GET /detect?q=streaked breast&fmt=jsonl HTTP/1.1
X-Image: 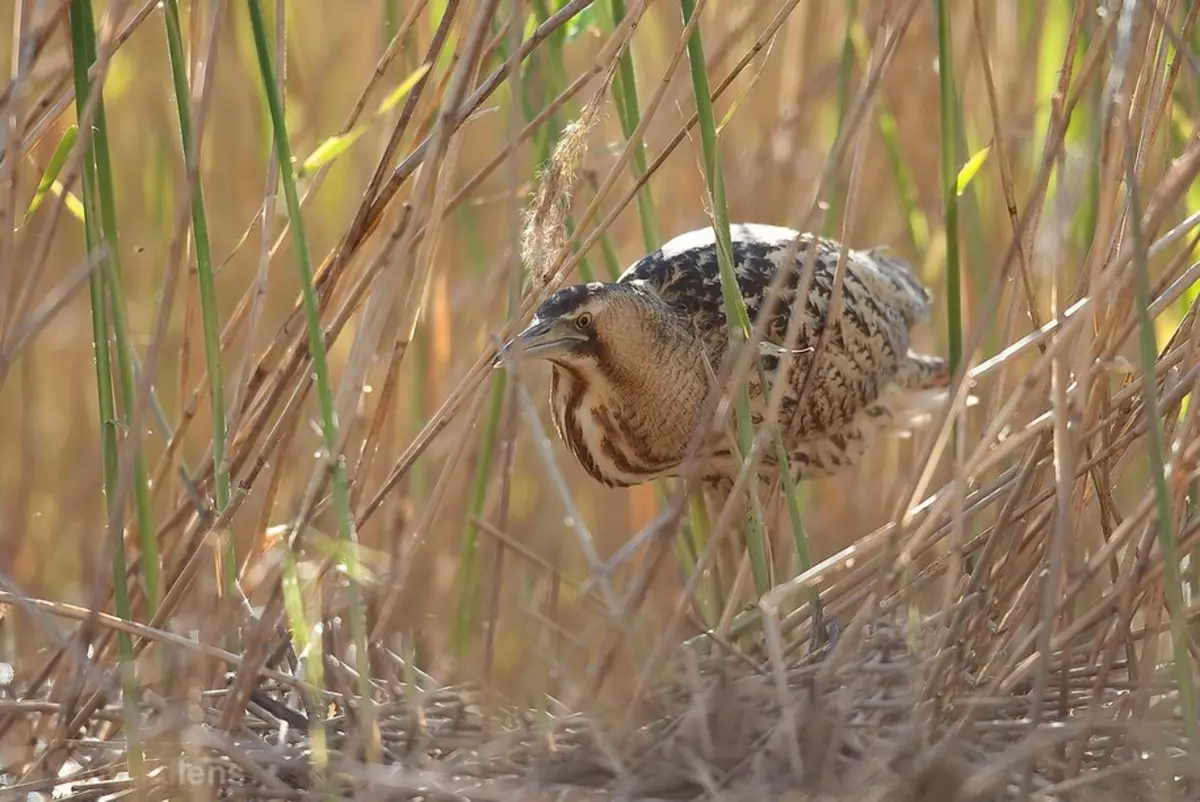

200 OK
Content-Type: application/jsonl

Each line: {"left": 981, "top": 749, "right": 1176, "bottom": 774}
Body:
{"left": 549, "top": 366, "right": 668, "bottom": 488}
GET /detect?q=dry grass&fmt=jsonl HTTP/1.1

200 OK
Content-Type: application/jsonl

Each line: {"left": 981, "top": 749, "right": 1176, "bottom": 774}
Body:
{"left": 0, "top": 0, "right": 1199, "bottom": 799}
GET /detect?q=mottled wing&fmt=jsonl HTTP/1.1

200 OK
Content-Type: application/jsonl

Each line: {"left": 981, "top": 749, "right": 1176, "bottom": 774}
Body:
{"left": 848, "top": 245, "right": 935, "bottom": 326}
{"left": 617, "top": 223, "right": 932, "bottom": 435}
{"left": 615, "top": 223, "right": 797, "bottom": 358}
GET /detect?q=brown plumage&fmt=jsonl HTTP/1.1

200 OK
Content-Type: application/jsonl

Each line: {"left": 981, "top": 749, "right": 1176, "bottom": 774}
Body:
{"left": 497, "top": 223, "right": 950, "bottom": 490}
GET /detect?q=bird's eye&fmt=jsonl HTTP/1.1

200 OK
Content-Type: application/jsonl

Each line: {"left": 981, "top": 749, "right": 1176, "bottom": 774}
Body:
{"left": 575, "top": 312, "right": 593, "bottom": 330}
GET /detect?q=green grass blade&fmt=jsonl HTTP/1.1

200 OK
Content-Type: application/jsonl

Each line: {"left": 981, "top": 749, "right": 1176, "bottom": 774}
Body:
{"left": 24, "top": 125, "right": 79, "bottom": 224}
{"left": 377, "top": 63, "right": 434, "bottom": 115}
{"left": 298, "top": 126, "right": 369, "bottom": 177}
{"left": 454, "top": 369, "right": 506, "bottom": 653}
{"left": 955, "top": 143, "right": 991, "bottom": 196}
{"left": 68, "top": 0, "right": 124, "bottom": 664}
{"left": 677, "top": 1, "right": 812, "bottom": 599}
{"left": 293, "top": 63, "right": 432, "bottom": 180}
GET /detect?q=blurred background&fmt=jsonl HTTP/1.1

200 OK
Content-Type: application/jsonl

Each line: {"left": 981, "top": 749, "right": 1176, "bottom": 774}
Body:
{"left": 0, "top": 0, "right": 1197, "bottom": 709}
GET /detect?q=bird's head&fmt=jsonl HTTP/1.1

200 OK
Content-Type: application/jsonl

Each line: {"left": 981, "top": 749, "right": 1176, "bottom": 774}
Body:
{"left": 495, "top": 281, "right": 660, "bottom": 371}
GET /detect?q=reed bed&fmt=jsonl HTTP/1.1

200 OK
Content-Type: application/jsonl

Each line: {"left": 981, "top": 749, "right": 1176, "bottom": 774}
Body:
{"left": 0, "top": 0, "right": 1198, "bottom": 799}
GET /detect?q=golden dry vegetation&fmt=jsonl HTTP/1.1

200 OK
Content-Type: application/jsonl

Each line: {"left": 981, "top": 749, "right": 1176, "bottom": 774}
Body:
{"left": 0, "top": 0, "right": 1198, "bottom": 799}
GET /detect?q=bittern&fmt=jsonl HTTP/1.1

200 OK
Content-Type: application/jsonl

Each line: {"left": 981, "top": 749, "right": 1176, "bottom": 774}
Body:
{"left": 497, "top": 223, "right": 949, "bottom": 493}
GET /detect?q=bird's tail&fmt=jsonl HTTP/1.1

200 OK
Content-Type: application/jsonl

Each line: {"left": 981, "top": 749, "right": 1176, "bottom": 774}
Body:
{"left": 897, "top": 352, "right": 952, "bottom": 390}
{"left": 857, "top": 246, "right": 936, "bottom": 325}
{"left": 881, "top": 381, "right": 978, "bottom": 436}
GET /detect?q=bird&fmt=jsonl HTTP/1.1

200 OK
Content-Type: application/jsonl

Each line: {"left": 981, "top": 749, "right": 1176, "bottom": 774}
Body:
{"left": 496, "top": 223, "right": 951, "bottom": 494}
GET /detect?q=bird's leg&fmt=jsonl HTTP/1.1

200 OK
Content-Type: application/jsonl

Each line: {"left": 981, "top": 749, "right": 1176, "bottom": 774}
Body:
{"left": 753, "top": 478, "right": 839, "bottom": 656}
{"left": 807, "top": 592, "right": 841, "bottom": 657}
{"left": 700, "top": 475, "right": 765, "bottom": 610}
{"left": 703, "top": 475, "right": 737, "bottom": 558}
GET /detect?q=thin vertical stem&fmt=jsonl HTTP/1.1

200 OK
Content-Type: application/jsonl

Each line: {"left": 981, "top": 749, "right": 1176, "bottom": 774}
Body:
{"left": 246, "top": 0, "right": 377, "bottom": 763}
{"left": 163, "top": 0, "right": 233, "bottom": 594}
{"left": 934, "top": 0, "right": 963, "bottom": 372}
{"left": 678, "top": 0, "right": 771, "bottom": 595}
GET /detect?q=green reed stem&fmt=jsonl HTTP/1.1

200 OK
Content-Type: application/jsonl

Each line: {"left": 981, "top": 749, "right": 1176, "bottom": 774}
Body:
{"left": 679, "top": 0, "right": 770, "bottom": 595}
{"left": 607, "top": 0, "right": 659, "bottom": 252}
{"left": 385, "top": 0, "right": 401, "bottom": 36}
{"left": 67, "top": 0, "right": 146, "bottom": 779}
{"left": 453, "top": 205, "right": 504, "bottom": 653}
{"left": 453, "top": 1, "right": 601, "bottom": 649}
{"left": 952, "top": 101, "right": 990, "bottom": 356}
{"left": 68, "top": 1, "right": 159, "bottom": 618}
{"left": 246, "top": 0, "right": 377, "bottom": 762}
{"left": 823, "top": 0, "right": 857, "bottom": 238}
{"left": 1127, "top": 137, "right": 1199, "bottom": 744}
{"left": 67, "top": 6, "right": 120, "bottom": 635}
{"left": 596, "top": 0, "right": 719, "bottom": 614}
{"left": 280, "top": 547, "right": 331, "bottom": 787}
{"left": 934, "top": 0, "right": 963, "bottom": 372}
{"left": 848, "top": 22, "right": 929, "bottom": 254}
{"left": 163, "top": 0, "right": 235, "bottom": 594}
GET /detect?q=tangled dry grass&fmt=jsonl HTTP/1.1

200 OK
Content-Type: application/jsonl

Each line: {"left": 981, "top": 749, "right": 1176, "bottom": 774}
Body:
{"left": 1, "top": 0, "right": 1199, "bottom": 799}
{"left": 1, "top": 607, "right": 1193, "bottom": 800}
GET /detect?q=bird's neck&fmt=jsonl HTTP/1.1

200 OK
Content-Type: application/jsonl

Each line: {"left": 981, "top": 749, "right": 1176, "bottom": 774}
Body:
{"left": 595, "top": 315, "right": 714, "bottom": 476}
{"left": 607, "top": 317, "right": 709, "bottom": 420}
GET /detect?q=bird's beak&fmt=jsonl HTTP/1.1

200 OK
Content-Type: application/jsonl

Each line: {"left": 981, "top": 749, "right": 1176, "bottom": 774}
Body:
{"left": 493, "top": 318, "right": 586, "bottom": 368}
